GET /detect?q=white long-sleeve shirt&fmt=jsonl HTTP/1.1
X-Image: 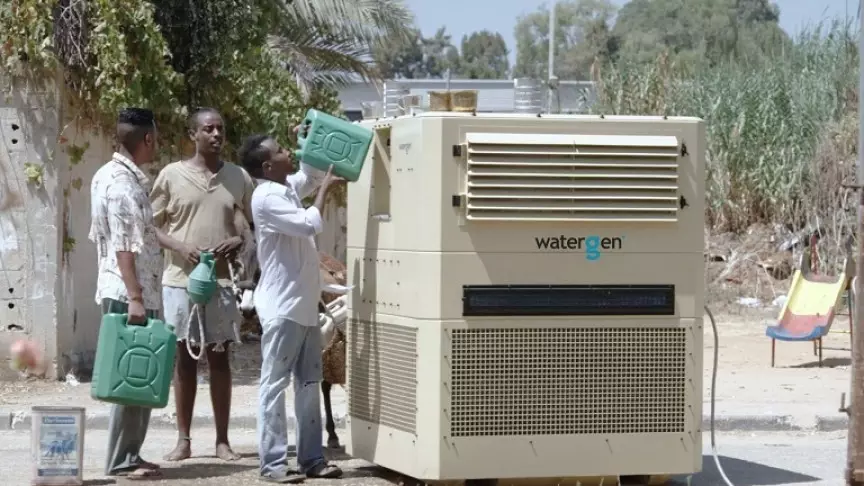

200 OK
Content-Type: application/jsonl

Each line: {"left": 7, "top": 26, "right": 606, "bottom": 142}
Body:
{"left": 251, "top": 163, "right": 326, "bottom": 326}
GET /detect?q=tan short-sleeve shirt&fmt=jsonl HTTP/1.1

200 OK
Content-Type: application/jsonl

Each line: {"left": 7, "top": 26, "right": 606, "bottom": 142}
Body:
{"left": 150, "top": 160, "right": 255, "bottom": 288}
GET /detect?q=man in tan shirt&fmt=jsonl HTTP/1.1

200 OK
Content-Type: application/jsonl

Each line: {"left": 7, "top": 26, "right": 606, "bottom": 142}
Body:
{"left": 150, "top": 107, "right": 254, "bottom": 462}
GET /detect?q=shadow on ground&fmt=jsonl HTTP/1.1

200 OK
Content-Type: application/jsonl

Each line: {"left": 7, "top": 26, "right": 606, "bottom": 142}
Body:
{"left": 671, "top": 455, "right": 821, "bottom": 486}
{"left": 157, "top": 462, "right": 258, "bottom": 480}
{"left": 791, "top": 356, "right": 851, "bottom": 369}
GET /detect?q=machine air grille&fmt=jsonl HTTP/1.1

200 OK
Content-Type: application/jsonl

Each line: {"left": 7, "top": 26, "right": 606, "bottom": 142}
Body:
{"left": 348, "top": 320, "right": 418, "bottom": 434}
{"left": 464, "top": 132, "right": 680, "bottom": 222}
{"left": 448, "top": 327, "right": 687, "bottom": 437}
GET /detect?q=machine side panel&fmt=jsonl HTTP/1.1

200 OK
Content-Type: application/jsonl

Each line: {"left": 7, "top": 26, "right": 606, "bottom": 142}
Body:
{"left": 345, "top": 314, "right": 444, "bottom": 477}
{"left": 347, "top": 117, "right": 446, "bottom": 253}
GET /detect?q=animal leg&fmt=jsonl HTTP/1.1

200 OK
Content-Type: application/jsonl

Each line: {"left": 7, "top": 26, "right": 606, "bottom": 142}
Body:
{"left": 321, "top": 380, "right": 340, "bottom": 448}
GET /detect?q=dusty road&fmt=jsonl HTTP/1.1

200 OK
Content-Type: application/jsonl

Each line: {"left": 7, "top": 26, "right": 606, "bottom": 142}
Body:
{"left": 0, "top": 427, "right": 847, "bottom": 486}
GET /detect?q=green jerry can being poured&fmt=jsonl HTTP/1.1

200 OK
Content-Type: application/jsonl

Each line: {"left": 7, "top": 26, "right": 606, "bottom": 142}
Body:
{"left": 294, "top": 108, "right": 373, "bottom": 182}
{"left": 91, "top": 314, "right": 177, "bottom": 409}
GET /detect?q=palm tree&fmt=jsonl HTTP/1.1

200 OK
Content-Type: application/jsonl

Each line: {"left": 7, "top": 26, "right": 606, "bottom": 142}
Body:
{"left": 268, "top": 0, "right": 415, "bottom": 96}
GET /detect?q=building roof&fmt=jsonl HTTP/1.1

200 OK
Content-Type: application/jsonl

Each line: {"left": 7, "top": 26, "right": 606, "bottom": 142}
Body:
{"left": 337, "top": 78, "right": 597, "bottom": 114}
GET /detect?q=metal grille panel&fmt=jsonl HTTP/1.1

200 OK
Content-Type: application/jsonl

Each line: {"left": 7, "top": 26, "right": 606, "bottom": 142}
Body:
{"left": 464, "top": 132, "right": 681, "bottom": 222}
{"left": 348, "top": 320, "right": 418, "bottom": 434}
{"left": 449, "top": 327, "right": 687, "bottom": 437}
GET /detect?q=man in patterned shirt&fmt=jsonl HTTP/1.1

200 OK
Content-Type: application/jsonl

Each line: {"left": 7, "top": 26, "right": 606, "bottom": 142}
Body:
{"left": 88, "top": 107, "right": 164, "bottom": 479}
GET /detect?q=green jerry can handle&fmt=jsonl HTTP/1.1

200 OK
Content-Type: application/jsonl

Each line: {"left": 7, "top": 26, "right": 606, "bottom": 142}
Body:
{"left": 119, "top": 314, "right": 175, "bottom": 333}
{"left": 294, "top": 119, "right": 312, "bottom": 160}
{"left": 199, "top": 251, "right": 216, "bottom": 279}
{"left": 122, "top": 314, "right": 153, "bottom": 327}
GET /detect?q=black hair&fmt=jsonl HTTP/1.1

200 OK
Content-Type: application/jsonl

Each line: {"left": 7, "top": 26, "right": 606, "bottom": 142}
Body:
{"left": 187, "top": 106, "right": 222, "bottom": 131}
{"left": 116, "top": 107, "right": 155, "bottom": 153}
{"left": 237, "top": 133, "right": 272, "bottom": 178}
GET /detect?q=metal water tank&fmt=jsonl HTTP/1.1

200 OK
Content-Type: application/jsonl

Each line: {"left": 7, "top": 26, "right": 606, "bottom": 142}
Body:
{"left": 383, "top": 83, "right": 410, "bottom": 117}
{"left": 513, "top": 78, "right": 543, "bottom": 114}
{"left": 361, "top": 101, "right": 383, "bottom": 119}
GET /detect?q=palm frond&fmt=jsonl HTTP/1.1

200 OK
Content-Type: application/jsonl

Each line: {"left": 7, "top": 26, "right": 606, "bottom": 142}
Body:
{"left": 281, "top": 0, "right": 415, "bottom": 45}
{"left": 268, "top": 30, "right": 378, "bottom": 97}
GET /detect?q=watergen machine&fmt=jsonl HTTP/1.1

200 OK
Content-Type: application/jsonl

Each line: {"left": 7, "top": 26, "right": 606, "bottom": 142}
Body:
{"left": 345, "top": 112, "right": 706, "bottom": 483}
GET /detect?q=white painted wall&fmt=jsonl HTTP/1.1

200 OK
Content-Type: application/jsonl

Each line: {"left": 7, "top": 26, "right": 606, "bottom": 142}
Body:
{"left": 0, "top": 76, "right": 63, "bottom": 379}
{"left": 56, "top": 124, "right": 114, "bottom": 376}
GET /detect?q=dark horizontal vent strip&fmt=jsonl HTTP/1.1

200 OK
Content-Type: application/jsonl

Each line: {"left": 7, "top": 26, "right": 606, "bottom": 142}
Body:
{"left": 462, "top": 284, "right": 675, "bottom": 316}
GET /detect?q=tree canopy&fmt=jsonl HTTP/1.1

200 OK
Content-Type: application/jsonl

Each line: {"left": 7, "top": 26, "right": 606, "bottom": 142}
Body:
{"left": 371, "top": 0, "right": 788, "bottom": 82}
{"left": 0, "top": 0, "right": 413, "bottom": 153}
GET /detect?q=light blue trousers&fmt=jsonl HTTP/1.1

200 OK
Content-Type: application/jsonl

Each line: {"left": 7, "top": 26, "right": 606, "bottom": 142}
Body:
{"left": 257, "top": 317, "right": 325, "bottom": 475}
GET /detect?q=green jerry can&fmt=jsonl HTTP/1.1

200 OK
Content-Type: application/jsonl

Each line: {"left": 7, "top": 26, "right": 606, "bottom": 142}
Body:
{"left": 294, "top": 108, "right": 373, "bottom": 182}
{"left": 91, "top": 314, "right": 177, "bottom": 408}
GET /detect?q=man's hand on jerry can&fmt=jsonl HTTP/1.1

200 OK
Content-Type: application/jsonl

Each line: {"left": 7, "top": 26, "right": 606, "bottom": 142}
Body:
{"left": 128, "top": 297, "right": 147, "bottom": 325}
{"left": 292, "top": 123, "right": 309, "bottom": 139}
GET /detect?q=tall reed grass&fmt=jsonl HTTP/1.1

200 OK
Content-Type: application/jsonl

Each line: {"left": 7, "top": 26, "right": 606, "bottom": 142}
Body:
{"left": 592, "top": 20, "right": 859, "bottom": 244}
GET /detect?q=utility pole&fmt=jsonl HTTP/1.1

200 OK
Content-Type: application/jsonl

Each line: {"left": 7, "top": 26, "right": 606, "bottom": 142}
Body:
{"left": 847, "top": 2, "right": 864, "bottom": 484}
{"left": 547, "top": 0, "right": 556, "bottom": 114}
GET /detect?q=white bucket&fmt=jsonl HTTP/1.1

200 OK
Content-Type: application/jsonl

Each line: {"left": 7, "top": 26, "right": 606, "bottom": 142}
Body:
{"left": 31, "top": 406, "right": 85, "bottom": 486}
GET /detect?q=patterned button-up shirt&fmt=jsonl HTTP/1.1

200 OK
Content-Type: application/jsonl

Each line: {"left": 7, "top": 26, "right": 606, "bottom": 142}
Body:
{"left": 88, "top": 152, "right": 163, "bottom": 310}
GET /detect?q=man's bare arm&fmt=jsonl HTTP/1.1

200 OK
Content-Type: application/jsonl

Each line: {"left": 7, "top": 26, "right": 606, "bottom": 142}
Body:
{"left": 116, "top": 251, "right": 143, "bottom": 302}
{"left": 155, "top": 228, "right": 182, "bottom": 252}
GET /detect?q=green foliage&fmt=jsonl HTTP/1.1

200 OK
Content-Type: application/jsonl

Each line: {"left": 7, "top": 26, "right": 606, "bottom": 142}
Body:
{"left": 611, "top": 0, "right": 788, "bottom": 69}
{"left": 23, "top": 162, "right": 44, "bottom": 186}
{"left": 66, "top": 141, "right": 90, "bottom": 166}
{"left": 271, "top": 0, "right": 415, "bottom": 91}
{"left": 373, "top": 26, "right": 460, "bottom": 79}
{"left": 593, "top": 20, "right": 859, "bottom": 234}
{"left": 0, "top": 0, "right": 55, "bottom": 72}
{"left": 458, "top": 31, "right": 510, "bottom": 79}
{"left": 0, "top": 0, "right": 343, "bottom": 155}
{"left": 513, "top": 0, "right": 618, "bottom": 80}
{"left": 512, "top": 0, "right": 788, "bottom": 81}
{"left": 372, "top": 25, "right": 516, "bottom": 80}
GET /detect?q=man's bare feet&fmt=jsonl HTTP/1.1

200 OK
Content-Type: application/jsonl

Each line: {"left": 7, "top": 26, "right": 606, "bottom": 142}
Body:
{"left": 215, "top": 442, "right": 241, "bottom": 461}
{"left": 163, "top": 439, "right": 192, "bottom": 462}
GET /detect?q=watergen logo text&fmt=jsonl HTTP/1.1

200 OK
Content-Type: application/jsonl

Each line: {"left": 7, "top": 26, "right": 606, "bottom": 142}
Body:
{"left": 534, "top": 235, "right": 624, "bottom": 261}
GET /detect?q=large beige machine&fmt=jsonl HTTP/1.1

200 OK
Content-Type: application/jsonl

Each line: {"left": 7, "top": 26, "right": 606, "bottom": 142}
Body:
{"left": 345, "top": 112, "right": 705, "bottom": 482}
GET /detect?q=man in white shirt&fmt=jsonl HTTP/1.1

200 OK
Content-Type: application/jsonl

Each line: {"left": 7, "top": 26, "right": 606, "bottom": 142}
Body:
{"left": 238, "top": 133, "right": 341, "bottom": 483}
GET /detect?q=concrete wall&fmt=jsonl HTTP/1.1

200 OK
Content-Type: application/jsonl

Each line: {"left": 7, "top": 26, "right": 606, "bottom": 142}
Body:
{"left": 0, "top": 77, "right": 63, "bottom": 379}
{"left": 56, "top": 123, "right": 114, "bottom": 377}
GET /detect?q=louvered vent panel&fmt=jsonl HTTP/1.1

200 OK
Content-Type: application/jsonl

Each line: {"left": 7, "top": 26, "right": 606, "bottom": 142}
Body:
{"left": 348, "top": 320, "right": 418, "bottom": 434}
{"left": 464, "top": 133, "right": 681, "bottom": 222}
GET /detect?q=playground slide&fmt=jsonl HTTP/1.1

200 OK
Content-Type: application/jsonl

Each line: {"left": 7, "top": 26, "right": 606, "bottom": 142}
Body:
{"left": 766, "top": 269, "right": 848, "bottom": 341}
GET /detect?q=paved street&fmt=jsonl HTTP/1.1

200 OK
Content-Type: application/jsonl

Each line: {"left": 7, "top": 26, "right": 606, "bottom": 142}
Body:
{"left": 0, "top": 427, "right": 847, "bottom": 486}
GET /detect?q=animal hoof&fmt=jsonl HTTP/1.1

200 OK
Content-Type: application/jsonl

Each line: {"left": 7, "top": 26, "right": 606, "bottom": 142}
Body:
{"left": 327, "top": 437, "right": 341, "bottom": 449}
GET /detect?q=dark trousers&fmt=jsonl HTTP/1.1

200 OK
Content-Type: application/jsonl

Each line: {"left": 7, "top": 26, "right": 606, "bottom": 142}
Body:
{"left": 101, "top": 298, "right": 158, "bottom": 475}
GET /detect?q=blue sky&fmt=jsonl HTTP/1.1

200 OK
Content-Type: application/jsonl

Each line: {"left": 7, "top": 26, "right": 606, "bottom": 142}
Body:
{"left": 404, "top": 0, "right": 857, "bottom": 65}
